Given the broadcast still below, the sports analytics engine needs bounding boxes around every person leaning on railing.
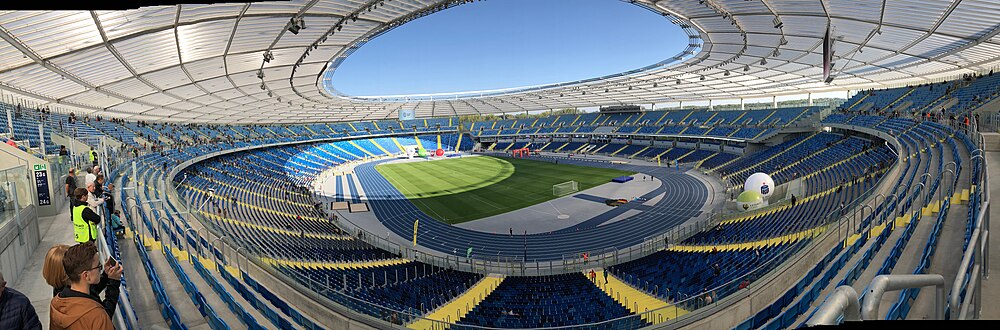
[72,188,102,244]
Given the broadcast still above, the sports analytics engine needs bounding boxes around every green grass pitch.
[375,156,635,224]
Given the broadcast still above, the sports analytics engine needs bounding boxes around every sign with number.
[398,109,415,121]
[35,168,50,206]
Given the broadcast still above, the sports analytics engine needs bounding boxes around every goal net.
[553,181,579,196]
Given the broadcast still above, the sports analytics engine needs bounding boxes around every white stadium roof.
[0,0,997,123]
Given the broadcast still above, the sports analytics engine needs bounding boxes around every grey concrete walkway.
[11,199,76,330]
[979,151,1000,319]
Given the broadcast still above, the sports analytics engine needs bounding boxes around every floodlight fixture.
[288,16,306,34]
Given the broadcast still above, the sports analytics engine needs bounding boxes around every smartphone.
[107,256,118,267]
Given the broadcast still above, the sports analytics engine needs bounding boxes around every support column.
[5,104,12,136]
[739,98,745,110]
[38,123,45,154]
[808,93,814,106]
[708,99,714,110]
[772,96,778,108]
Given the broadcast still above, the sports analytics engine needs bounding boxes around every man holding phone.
[50,243,122,330]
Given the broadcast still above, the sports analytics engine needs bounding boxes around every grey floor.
[979,151,1000,319]
[11,199,75,330]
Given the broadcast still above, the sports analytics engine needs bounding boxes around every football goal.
[553,181,579,196]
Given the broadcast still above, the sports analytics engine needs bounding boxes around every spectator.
[85,183,105,214]
[72,188,102,244]
[0,271,42,330]
[58,145,69,164]
[109,211,125,239]
[84,168,96,188]
[43,245,70,296]
[102,183,115,216]
[65,168,77,200]
[603,267,609,284]
[790,194,797,206]
[50,242,122,330]
[89,148,98,167]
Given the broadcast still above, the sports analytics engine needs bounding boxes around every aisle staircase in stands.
[407,275,506,330]
[588,270,687,324]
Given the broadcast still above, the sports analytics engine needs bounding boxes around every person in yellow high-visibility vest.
[89,147,98,167]
[72,188,102,243]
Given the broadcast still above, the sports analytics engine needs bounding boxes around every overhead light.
[825,75,835,84]
[262,50,274,63]
[700,75,706,81]
[288,16,306,35]
[773,49,781,57]
[724,70,730,76]
[267,91,272,97]
[256,70,264,79]
[260,83,266,90]
[605,89,609,93]
[653,83,658,88]
[628,86,633,90]
[744,65,750,71]
[760,58,767,65]
[779,36,788,46]
[676,79,681,84]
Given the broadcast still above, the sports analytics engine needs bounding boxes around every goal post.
[553,181,579,196]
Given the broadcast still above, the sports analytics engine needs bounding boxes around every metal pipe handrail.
[806,286,862,326]
[861,274,945,320]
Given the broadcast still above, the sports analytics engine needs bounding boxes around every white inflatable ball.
[744,172,776,198]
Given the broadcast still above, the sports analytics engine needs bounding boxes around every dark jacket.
[0,287,42,330]
[50,287,115,330]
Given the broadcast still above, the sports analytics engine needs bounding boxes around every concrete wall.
[0,205,40,290]
[677,142,697,149]
[723,146,744,155]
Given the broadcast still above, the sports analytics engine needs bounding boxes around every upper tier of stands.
[466,107,822,141]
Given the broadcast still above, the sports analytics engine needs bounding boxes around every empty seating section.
[660,148,694,161]
[608,241,806,304]
[456,274,633,329]
[677,149,716,163]
[716,133,842,188]
[700,152,739,169]
[276,262,483,320]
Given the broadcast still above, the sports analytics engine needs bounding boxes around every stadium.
[0,0,996,329]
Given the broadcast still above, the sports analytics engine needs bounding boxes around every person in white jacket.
[85,182,105,214]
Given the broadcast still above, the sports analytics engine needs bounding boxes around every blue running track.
[354,156,707,261]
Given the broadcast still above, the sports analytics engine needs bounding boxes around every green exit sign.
[33,164,46,171]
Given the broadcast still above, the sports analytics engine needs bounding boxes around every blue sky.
[331,0,687,96]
